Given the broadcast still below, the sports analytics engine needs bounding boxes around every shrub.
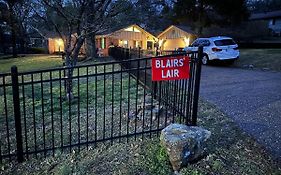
[29,47,48,54]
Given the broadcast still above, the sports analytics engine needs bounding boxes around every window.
[123,40,128,48]
[201,40,211,46]
[135,40,142,48]
[147,41,153,50]
[101,38,106,49]
[214,39,236,46]
[124,26,141,32]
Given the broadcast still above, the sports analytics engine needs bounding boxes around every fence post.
[191,46,203,126]
[11,66,24,162]
[138,47,141,58]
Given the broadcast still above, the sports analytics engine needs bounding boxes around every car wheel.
[202,54,209,65]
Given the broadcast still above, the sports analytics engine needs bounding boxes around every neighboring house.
[47,32,65,54]
[95,24,157,56]
[29,32,48,48]
[48,38,65,54]
[27,31,63,54]
[250,10,281,36]
[47,33,86,54]
[45,24,198,56]
[157,25,197,51]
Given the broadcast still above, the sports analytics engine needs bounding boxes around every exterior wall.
[48,39,55,54]
[108,25,156,50]
[30,37,47,48]
[48,38,65,54]
[48,37,86,55]
[158,26,196,51]
[96,37,118,56]
[162,38,186,50]
[96,25,157,56]
[111,31,143,41]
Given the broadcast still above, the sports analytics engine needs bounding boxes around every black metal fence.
[110,46,187,59]
[0,47,202,163]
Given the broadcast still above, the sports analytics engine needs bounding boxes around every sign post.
[151,55,190,81]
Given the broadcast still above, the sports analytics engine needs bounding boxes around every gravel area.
[200,65,281,163]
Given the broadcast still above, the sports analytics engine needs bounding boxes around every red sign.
[151,56,190,81]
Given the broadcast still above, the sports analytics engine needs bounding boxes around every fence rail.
[0,46,202,163]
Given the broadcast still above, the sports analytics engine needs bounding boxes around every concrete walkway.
[200,66,281,163]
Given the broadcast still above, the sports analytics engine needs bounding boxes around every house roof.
[96,24,157,40]
[157,25,197,38]
[96,24,129,35]
[174,25,196,34]
[250,10,281,20]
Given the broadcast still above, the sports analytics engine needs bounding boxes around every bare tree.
[30,0,129,99]
[0,0,32,56]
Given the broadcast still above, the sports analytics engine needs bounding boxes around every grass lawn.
[1,100,281,175]
[0,55,63,73]
[235,49,281,71]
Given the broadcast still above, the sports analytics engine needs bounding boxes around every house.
[45,24,198,56]
[29,32,48,48]
[250,10,281,36]
[47,33,86,54]
[95,24,157,56]
[157,25,197,51]
[48,38,64,53]
[47,32,65,54]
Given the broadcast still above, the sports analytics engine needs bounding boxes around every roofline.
[133,24,157,40]
[157,25,196,38]
[158,25,178,38]
[104,24,157,40]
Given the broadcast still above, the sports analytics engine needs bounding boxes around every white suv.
[185,36,239,65]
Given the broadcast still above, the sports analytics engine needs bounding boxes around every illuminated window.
[124,26,141,32]
[135,40,141,48]
[101,38,106,49]
[123,40,128,48]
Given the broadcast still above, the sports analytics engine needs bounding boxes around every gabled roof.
[96,24,157,40]
[250,10,281,20]
[157,25,197,38]
[96,24,130,35]
[174,25,196,34]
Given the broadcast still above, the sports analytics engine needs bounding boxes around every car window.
[191,39,210,47]
[200,40,211,46]
[214,39,236,46]
[191,40,200,47]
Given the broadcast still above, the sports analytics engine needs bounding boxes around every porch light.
[56,38,64,52]
[159,39,164,47]
[184,37,190,47]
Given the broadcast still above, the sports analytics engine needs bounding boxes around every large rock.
[160,123,211,172]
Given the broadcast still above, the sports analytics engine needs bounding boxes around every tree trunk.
[9,7,17,58]
[64,37,85,100]
[198,0,204,36]
[19,37,25,54]
[11,27,17,57]
[85,33,97,59]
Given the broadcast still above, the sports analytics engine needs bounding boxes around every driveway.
[200,66,281,162]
